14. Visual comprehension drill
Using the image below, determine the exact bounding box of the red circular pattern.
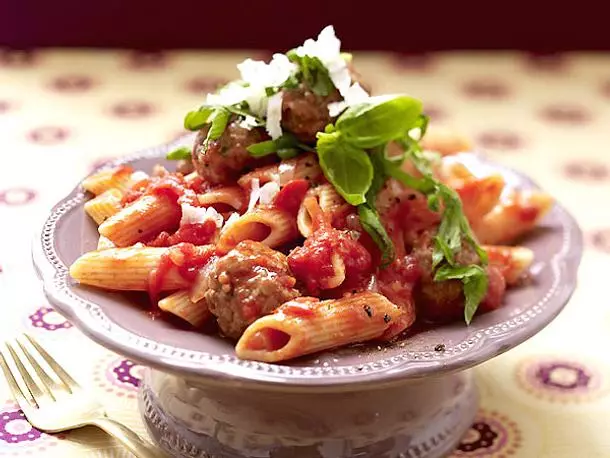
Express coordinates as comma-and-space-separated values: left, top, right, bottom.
124, 51, 168, 70
540, 105, 591, 124
524, 52, 567, 72
462, 79, 510, 98
590, 229, 610, 254
0, 100, 13, 113
563, 161, 608, 181
0, 49, 36, 67
185, 76, 229, 95
0, 188, 37, 206
110, 101, 155, 118
27, 126, 70, 145
477, 130, 523, 151
392, 53, 436, 72
49, 75, 95, 92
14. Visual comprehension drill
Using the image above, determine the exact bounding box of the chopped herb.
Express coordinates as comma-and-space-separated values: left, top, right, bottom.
247, 133, 310, 159
363, 305, 373, 317
205, 108, 231, 143
286, 50, 335, 97
166, 146, 192, 161
184, 106, 214, 131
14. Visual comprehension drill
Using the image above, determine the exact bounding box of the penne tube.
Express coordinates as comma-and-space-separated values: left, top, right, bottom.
197, 186, 247, 213
81, 166, 135, 195
158, 290, 210, 328
420, 126, 473, 156
473, 189, 554, 245
454, 174, 505, 224
297, 184, 348, 237
84, 188, 124, 225
69, 246, 191, 291
483, 245, 534, 285
236, 292, 406, 363
216, 206, 298, 252
237, 153, 324, 189
99, 194, 181, 247
97, 236, 116, 250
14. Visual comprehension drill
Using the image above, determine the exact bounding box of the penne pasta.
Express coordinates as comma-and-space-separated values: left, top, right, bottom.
197, 186, 247, 213
473, 189, 554, 245
237, 153, 324, 189
420, 126, 473, 156
158, 290, 210, 328
99, 194, 181, 247
216, 206, 298, 252
484, 245, 534, 285
69, 246, 192, 291
84, 188, 124, 225
81, 166, 135, 195
97, 236, 116, 250
235, 292, 406, 363
297, 183, 349, 237
453, 175, 505, 224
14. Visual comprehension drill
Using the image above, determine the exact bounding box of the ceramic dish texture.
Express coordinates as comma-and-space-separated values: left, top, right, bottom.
33, 137, 583, 388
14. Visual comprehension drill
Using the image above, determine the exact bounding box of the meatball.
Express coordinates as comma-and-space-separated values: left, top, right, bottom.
204, 241, 300, 339
192, 119, 272, 185
412, 231, 485, 323
281, 84, 341, 144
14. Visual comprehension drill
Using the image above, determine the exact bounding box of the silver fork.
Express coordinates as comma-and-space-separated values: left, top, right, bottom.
0, 334, 161, 458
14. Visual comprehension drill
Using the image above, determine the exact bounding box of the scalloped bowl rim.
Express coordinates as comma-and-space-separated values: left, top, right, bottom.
32, 138, 583, 391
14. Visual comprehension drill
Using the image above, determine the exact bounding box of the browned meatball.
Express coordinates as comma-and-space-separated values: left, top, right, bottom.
204, 241, 300, 339
412, 231, 481, 323
281, 84, 341, 144
192, 119, 272, 185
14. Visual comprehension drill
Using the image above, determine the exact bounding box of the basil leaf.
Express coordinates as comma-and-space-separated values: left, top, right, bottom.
184, 106, 214, 131
382, 159, 435, 194
166, 146, 192, 161
277, 148, 299, 159
206, 108, 231, 142
247, 140, 277, 157
433, 263, 488, 324
317, 132, 373, 206
247, 133, 304, 158
359, 204, 395, 267
367, 149, 387, 202
286, 51, 335, 97
225, 105, 264, 125
336, 95, 423, 148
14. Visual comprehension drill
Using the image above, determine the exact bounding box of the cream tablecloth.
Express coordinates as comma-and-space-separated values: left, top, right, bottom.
0, 49, 609, 457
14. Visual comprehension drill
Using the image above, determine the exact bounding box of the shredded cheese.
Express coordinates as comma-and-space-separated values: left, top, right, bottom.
180, 203, 224, 228
247, 178, 261, 212
266, 92, 283, 140
259, 181, 280, 205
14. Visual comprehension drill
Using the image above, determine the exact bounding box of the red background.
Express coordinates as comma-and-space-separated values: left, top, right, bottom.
3, 0, 610, 51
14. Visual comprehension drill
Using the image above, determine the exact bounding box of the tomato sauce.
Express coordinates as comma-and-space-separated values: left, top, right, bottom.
121, 174, 200, 208
272, 179, 310, 215
147, 243, 215, 307
147, 220, 217, 247
288, 227, 373, 296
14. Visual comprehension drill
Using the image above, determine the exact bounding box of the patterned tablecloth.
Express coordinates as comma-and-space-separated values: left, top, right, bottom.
0, 48, 609, 457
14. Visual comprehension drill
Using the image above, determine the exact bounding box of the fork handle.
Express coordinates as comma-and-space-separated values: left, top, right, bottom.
91, 417, 162, 458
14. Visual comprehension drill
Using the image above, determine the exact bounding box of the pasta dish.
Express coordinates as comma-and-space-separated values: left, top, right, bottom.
69, 26, 552, 363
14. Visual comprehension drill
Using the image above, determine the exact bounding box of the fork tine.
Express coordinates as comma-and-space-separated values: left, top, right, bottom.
5, 343, 50, 407
15, 338, 59, 400
24, 334, 79, 392
0, 351, 33, 410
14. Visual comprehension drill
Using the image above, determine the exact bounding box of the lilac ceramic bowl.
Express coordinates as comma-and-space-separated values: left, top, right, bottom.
33, 138, 582, 458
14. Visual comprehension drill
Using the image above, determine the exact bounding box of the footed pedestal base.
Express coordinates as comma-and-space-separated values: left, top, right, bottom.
139, 369, 477, 458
